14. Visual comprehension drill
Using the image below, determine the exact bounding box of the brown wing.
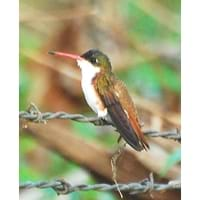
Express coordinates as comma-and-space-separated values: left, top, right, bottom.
113, 78, 149, 150
96, 74, 149, 151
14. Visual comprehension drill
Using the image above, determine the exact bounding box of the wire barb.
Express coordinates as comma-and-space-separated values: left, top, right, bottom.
19, 178, 181, 196
19, 105, 181, 142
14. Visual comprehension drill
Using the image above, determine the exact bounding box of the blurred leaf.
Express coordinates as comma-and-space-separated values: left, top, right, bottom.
20, 134, 79, 180
78, 191, 116, 200
159, 0, 181, 12
68, 176, 117, 200
118, 61, 180, 100
72, 121, 118, 148
19, 27, 42, 109
158, 64, 181, 93
19, 135, 44, 181
98, 133, 116, 148
19, 67, 32, 110
19, 135, 38, 154
69, 192, 81, 200
120, 0, 179, 42
160, 148, 181, 176
19, 161, 42, 182
71, 122, 98, 140
97, 192, 117, 200
20, 27, 42, 52
120, 0, 158, 41
118, 63, 162, 99
42, 191, 56, 200
47, 153, 79, 177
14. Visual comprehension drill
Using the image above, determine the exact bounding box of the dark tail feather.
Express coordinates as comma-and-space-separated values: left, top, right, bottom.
107, 103, 145, 151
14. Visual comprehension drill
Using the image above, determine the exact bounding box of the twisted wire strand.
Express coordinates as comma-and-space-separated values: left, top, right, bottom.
19, 111, 111, 125
143, 130, 181, 142
19, 105, 181, 196
19, 110, 181, 142
19, 179, 181, 195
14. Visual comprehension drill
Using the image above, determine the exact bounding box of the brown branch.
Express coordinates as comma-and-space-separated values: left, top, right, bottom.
21, 122, 180, 200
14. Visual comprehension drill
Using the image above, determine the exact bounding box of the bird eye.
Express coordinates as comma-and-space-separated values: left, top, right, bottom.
91, 57, 98, 64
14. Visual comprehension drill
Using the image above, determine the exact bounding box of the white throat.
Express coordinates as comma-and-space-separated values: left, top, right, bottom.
77, 59, 100, 80
76, 59, 107, 117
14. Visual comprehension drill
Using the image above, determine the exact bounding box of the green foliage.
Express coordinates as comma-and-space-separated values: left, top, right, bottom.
20, 27, 42, 52
71, 121, 118, 148
19, 134, 80, 182
41, 190, 57, 200
98, 133, 117, 148
117, 0, 180, 102
19, 134, 38, 154
19, 27, 42, 110
158, 64, 181, 93
69, 192, 81, 200
19, 136, 42, 182
121, 0, 160, 41
160, 148, 181, 176
119, 0, 179, 42
118, 63, 161, 99
19, 67, 32, 110
68, 176, 117, 200
78, 191, 116, 200
20, 162, 42, 182
47, 153, 79, 177
71, 122, 98, 140
118, 62, 180, 100
67, 187, 117, 200
160, 0, 181, 12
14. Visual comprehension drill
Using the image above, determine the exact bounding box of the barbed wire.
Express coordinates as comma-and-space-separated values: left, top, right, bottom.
19, 105, 181, 196
19, 111, 110, 125
19, 103, 181, 142
143, 130, 181, 142
19, 178, 180, 196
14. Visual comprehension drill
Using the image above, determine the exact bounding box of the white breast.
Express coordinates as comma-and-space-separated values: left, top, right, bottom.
77, 59, 107, 117
81, 77, 99, 113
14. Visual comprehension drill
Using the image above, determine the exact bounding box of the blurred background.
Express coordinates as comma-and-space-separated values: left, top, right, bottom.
19, 0, 181, 199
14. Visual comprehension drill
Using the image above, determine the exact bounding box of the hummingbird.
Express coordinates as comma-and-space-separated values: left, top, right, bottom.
49, 49, 149, 151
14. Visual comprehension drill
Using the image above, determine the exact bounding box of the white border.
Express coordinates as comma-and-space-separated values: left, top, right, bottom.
182, 0, 200, 199
0, 0, 18, 199
1, 0, 199, 199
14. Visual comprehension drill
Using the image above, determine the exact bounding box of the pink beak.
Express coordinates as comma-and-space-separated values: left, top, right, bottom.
48, 50, 84, 61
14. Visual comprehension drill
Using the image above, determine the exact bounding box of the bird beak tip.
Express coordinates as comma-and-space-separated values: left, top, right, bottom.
48, 51, 55, 55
